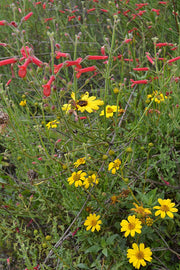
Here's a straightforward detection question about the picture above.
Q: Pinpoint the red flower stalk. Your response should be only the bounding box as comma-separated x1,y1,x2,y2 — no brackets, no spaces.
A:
42,75,55,97
54,63,64,74
22,12,33,21
168,56,180,63
0,20,7,26
0,57,17,67
75,66,96,79
79,116,87,120
146,53,154,65
18,58,31,78
31,56,43,67
87,8,96,13
130,79,148,88
65,58,82,68
86,55,108,60
55,51,69,59
59,10,65,13
133,67,149,71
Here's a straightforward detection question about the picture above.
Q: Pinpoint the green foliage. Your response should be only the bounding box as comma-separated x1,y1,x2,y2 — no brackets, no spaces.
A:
0,0,179,269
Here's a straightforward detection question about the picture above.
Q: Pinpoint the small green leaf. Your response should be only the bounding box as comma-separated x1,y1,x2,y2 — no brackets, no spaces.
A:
102,248,108,257
0,177,7,184
85,245,101,253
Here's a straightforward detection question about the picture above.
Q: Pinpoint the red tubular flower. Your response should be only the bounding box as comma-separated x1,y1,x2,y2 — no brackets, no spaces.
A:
34,1,42,6
42,75,55,97
101,9,108,12
54,63,64,74
87,8,96,13
168,56,180,63
171,46,178,51
22,12,33,21
20,46,32,58
0,57,17,67
59,10,65,13
159,1,168,4
133,67,149,71
31,56,43,67
135,3,149,8
0,20,7,26
151,9,160,15
75,66,96,78
43,3,46,9
0,43,7,46
18,58,31,78
146,53,154,65
55,51,69,59
130,79,148,88
6,79,12,86
68,15,76,21
124,39,132,43
44,18,53,23
156,42,168,48
79,116,87,120
65,57,82,68
123,10,131,16
86,55,108,60
101,46,105,56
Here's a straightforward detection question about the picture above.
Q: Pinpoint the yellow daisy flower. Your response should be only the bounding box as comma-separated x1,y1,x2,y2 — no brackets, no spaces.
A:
77,92,104,113
120,215,142,237
84,213,102,232
19,100,26,107
100,105,119,118
131,203,152,218
46,120,60,129
127,243,152,269
108,159,121,174
153,198,178,218
67,170,87,187
83,174,99,189
73,157,86,168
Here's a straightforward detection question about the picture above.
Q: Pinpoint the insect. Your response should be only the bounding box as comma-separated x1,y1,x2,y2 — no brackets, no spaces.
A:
77,100,88,107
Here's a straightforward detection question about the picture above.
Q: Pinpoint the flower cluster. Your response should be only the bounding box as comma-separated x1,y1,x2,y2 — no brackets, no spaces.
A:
108,159,121,174
146,90,168,104
120,199,178,269
46,120,60,129
67,170,99,189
